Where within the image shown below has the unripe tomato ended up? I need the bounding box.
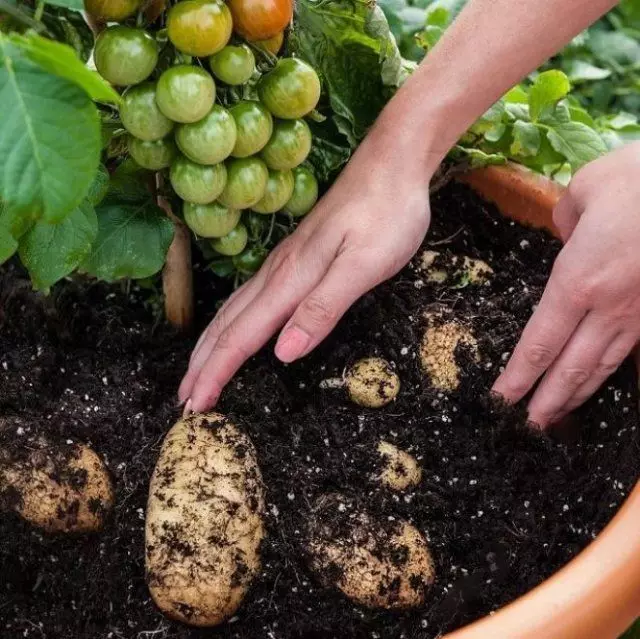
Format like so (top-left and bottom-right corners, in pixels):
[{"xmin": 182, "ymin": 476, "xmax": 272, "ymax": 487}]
[
  {"xmin": 209, "ymin": 45, "xmax": 255, "ymax": 86},
  {"xmin": 156, "ymin": 65, "xmax": 216, "ymax": 124},
  {"xmin": 228, "ymin": 0, "xmax": 292, "ymax": 41},
  {"xmin": 211, "ymin": 222, "xmax": 248, "ymax": 255},
  {"xmin": 254, "ymin": 31, "xmax": 284, "ymax": 56},
  {"xmin": 170, "ymin": 156, "xmax": 227, "ymax": 204},
  {"xmin": 183, "ymin": 201, "xmax": 240, "ymax": 238},
  {"xmin": 120, "ymin": 83, "xmax": 174, "ymax": 142},
  {"xmin": 167, "ymin": 0, "xmax": 232, "ymax": 57},
  {"xmin": 175, "ymin": 105, "xmax": 237, "ymax": 165},
  {"xmin": 219, "ymin": 157, "xmax": 269, "ymax": 209},
  {"xmin": 261, "ymin": 119, "xmax": 312, "ymax": 170},
  {"xmin": 94, "ymin": 26, "xmax": 158, "ymax": 87},
  {"xmin": 258, "ymin": 58, "xmax": 321, "ymax": 119},
  {"xmin": 84, "ymin": 0, "xmax": 141, "ymax": 22},
  {"xmin": 229, "ymin": 101, "xmax": 273, "ymax": 158},
  {"xmin": 252, "ymin": 169, "xmax": 294, "ymax": 214},
  {"xmin": 128, "ymin": 136, "xmax": 177, "ymax": 170},
  {"xmin": 284, "ymin": 166, "xmax": 318, "ymax": 217},
  {"xmin": 233, "ymin": 245, "xmax": 268, "ymax": 274}
]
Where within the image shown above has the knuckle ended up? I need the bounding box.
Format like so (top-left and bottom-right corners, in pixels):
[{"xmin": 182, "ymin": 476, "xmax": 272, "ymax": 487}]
[
  {"xmin": 269, "ymin": 248, "xmax": 298, "ymax": 282},
  {"xmin": 523, "ymin": 343, "xmax": 555, "ymax": 370},
  {"xmin": 215, "ymin": 327, "xmax": 251, "ymax": 360},
  {"xmin": 595, "ymin": 360, "xmax": 619, "ymax": 379},
  {"xmin": 299, "ymin": 295, "xmax": 338, "ymax": 327},
  {"xmin": 559, "ymin": 367, "xmax": 590, "ymax": 389}
]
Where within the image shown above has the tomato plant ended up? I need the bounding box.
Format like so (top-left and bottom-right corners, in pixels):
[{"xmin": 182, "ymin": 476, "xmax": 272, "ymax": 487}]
[
  {"xmin": 184, "ymin": 201, "xmax": 241, "ymax": 237},
  {"xmin": 212, "ymin": 222, "xmax": 248, "ymax": 255},
  {"xmin": 156, "ymin": 65, "xmax": 216, "ymax": 124},
  {"xmin": 167, "ymin": 0, "xmax": 233, "ymax": 57},
  {"xmin": 209, "ymin": 44, "xmax": 255, "ymax": 85},
  {"xmin": 84, "ymin": 0, "xmax": 142, "ymax": 22},
  {"xmin": 170, "ymin": 156, "xmax": 227, "ymax": 204},
  {"xmin": 228, "ymin": 0, "xmax": 292, "ymax": 41},
  {"xmin": 176, "ymin": 105, "xmax": 237, "ymax": 165},
  {"xmin": 229, "ymin": 100, "xmax": 273, "ymax": 158},
  {"xmin": 129, "ymin": 136, "xmax": 177, "ymax": 170},
  {"xmin": 120, "ymin": 83, "xmax": 174, "ymax": 141},
  {"xmin": 233, "ymin": 245, "xmax": 268, "ymax": 274},
  {"xmin": 284, "ymin": 166, "xmax": 318, "ymax": 217},
  {"xmin": 261, "ymin": 119, "xmax": 312, "ymax": 170},
  {"xmin": 219, "ymin": 157, "xmax": 269, "ymax": 209},
  {"xmin": 252, "ymin": 169, "xmax": 294, "ymax": 213}
]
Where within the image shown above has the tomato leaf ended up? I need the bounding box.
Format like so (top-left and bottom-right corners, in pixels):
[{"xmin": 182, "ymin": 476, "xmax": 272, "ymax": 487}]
[
  {"xmin": 19, "ymin": 199, "xmax": 98, "ymax": 291},
  {"xmin": 81, "ymin": 201, "xmax": 174, "ymax": 281},
  {"xmin": 529, "ymin": 70, "xmax": 571, "ymax": 122},
  {"xmin": 0, "ymin": 201, "xmax": 18, "ymax": 264},
  {"xmin": 546, "ymin": 121, "xmax": 608, "ymax": 170},
  {"xmin": 88, "ymin": 164, "xmax": 110, "ymax": 207},
  {"xmin": 42, "ymin": 0, "xmax": 84, "ymax": 11},
  {"xmin": 510, "ymin": 121, "xmax": 542, "ymax": 157},
  {"xmin": 42, "ymin": 6, "xmax": 95, "ymax": 63},
  {"xmin": 0, "ymin": 36, "xmax": 101, "ymax": 223}
]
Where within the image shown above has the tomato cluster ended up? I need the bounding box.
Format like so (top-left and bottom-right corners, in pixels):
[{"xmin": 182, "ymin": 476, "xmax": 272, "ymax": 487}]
[{"xmin": 89, "ymin": 0, "xmax": 320, "ymax": 276}]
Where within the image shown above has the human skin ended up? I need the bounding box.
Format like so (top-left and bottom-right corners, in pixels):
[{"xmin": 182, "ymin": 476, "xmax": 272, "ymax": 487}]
[{"xmin": 179, "ymin": 0, "xmax": 626, "ymax": 423}]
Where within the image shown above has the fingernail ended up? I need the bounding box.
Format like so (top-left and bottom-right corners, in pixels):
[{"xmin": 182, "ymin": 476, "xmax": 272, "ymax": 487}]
[
  {"xmin": 176, "ymin": 397, "xmax": 186, "ymax": 408},
  {"xmin": 275, "ymin": 326, "xmax": 311, "ymax": 363},
  {"xmin": 182, "ymin": 398, "xmax": 193, "ymax": 418}
]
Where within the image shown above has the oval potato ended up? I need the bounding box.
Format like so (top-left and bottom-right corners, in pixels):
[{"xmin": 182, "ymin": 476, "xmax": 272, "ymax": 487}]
[
  {"xmin": 305, "ymin": 494, "xmax": 435, "ymax": 609},
  {"xmin": 145, "ymin": 413, "xmax": 265, "ymax": 627},
  {"xmin": 376, "ymin": 441, "xmax": 422, "ymax": 492},
  {"xmin": 345, "ymin": 358, "xmax": 400, "ymax": 409}
]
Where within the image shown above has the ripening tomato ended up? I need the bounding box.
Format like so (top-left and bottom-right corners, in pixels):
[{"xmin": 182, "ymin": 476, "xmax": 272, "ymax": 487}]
[
  {"xmin": 252, "ymin": 169, "xmax": 294, "ymax": 214},
  {"xmin": 261, "ymin": 119, "xmax": 312, "ymax": 170},
  {"xmin": 128, "ymin": 136, "xmax": 177, "ymax": 170},
  {"xmin": 209, "ymin": 45, "xmax": 255, "ymax": 86},
  {"xmin": 183, "ymin": 201, "xmax": 241, "ymax": 238},
  {"xmin": 167, "ymin": 0, "xmax": 232, "ymax": 57},
  {"xmin": 211, "ymin": 222, "xmax": 248, "ymax": 255},
  {"xmin": 84, "ymin": 0, "xmax": 141, "ymax": 22},
  {"xmin": 156, "ymin": 65, "xmax": 216, "ymax": 124},
  {"xmin": 94, "ymin": 26, "xmax": 158, "ymax": 87},
  {"xmin": 284, "ymin": 166, "xmax": 318, "ymax": 217},
  {"xmin": 253, "ymin": 31, "xmax": 284, "ymax": 56},
  {"xmin": 175, "ymin": 105, "xmax": 237, "ymax": 166},
  {"xmin": 233, "ymin": 245, "xmax": 268, "ymax": 274},
  {"xmin": 120, "ymin": 83, "xmax": 174, "ymax": 142},
  {"xmin": 258, "ymin": 58, "xmax": 321, "ymax": 119},
  {"xmin": 229, "ymin": 101, "xmax": 273, "ymax": 158},
  {"xmin": 219, "ymin": 157, "xmax": 269, "ymax": 209},
  {"xmin": 228, "ymin": 0, "xmax": 292, "ymax": 41},
  {"xmin": 170, "ymin": 156, "xmax": 227, "ymax": 204}
]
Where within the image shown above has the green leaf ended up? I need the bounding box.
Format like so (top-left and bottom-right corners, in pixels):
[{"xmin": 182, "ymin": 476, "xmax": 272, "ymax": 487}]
[
  {"xmin": 504, "ymin": 85, "xmax": 529, "ymax": 104},
  {"xmin": 510, "ymin": 121, "xmax": 541, "ymax": 157},
  {"xmin": 105, "ymin": 159, "xmax": 153, "ymax": 204},
  {"xmin": 81, "ymin": 201, "xmax": 174, "ymax": 281},
  {"xmin": 19, "ymin": 199, "xmax": 97, "ymax": 291},
  {"xmin": 568, "ymin": 105, "xmax": 596, "ymax": 128},
  {"xmin": 589, "ymin": 30, "xmax": 640, "ymax": 65},
  {"xmin": 88, "ymin": 164, "xmax": 110, "ymax": 207},
  {"xmin": 43, "ymin": 0, "xmax": 83, "ymax": 10},
  {"xmin": 604, "ymin": 112, "xmax": 639, "ymax": 129},
  {"xmin": 9, "ymin": 33, "xmax": 120, "ymax": 104},
  {"xmin": 529, "ymin": 70, "xmax": 571, "ymax": 121},
  {"xmin": 41, "ymin": 6, "xmax": 95, "ymax": 63},
  {"xmin": 0, "ymin": 36, "xmax": 101, "ymax": 223},
  {"xmin": 0, "ymin": 201, "xmax": 18, "ymax": 264},
  {"xmin": 453, "ymin": 146, "xmax": 507, "ymax": 169},
  {"xmin": 546, "ymin": 121, "xmax": 608, "ymax": 170},
  {"xmin": 565, "ymin": 60, "xmax": 612, "ymax": 82}
]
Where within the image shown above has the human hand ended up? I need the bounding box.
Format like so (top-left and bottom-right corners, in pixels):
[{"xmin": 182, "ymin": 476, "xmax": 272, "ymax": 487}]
[
  {"xmin": 492, "ymin": 142, "xmax": 640, "ymax": 427},
  {"xmin": 178, "ymin": 128, "xmax": 437, "ymax": 413}
]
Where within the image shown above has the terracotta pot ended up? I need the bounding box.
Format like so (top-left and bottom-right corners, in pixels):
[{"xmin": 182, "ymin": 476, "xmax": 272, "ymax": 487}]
[{"xmin": 443, "ymin": 162, "xmax": 640, "ymax": 639}]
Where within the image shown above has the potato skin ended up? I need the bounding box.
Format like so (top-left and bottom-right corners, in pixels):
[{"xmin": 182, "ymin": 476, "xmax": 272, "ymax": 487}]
[
  {"xmin": 376, "ymin": 441, "xmax": 422, "ymax": 492},
  {"xmin": 145, "ymin": 413, "xmax": 265, "ymax": 627},
  {"xmin": 305, "ymin": 494, "xmax": 435, "ymax": 609},
  {"xmin": 0, "ymin": 439, "xmax": 114, "ymax": 534},
  {"xmin": 345, "ymin": 358, "xmax": 400, "ymax": 409}
]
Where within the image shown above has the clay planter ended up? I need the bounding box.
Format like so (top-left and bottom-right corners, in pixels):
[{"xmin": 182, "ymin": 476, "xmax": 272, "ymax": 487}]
[{"xmin": 444, "ymin": 162, "xmax": 640, "ymax": 639}]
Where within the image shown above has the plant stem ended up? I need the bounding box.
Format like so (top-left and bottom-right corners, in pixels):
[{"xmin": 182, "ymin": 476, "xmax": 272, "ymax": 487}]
[
  {"xmin": 33, "ymin": 0, "xmax": 45, "ymax": 23},
  {"xmin": 0, "ymin": 0, "xmax": 46, "ymax": 32}
]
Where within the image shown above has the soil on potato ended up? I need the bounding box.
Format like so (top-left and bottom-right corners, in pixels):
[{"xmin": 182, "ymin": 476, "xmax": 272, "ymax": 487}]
[{"xmin": 1, "ymin": 182, "xmax": 638, "ymax": 639}]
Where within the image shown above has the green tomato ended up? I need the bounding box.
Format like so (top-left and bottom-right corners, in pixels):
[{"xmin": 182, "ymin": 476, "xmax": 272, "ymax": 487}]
[
  {"xmin": 129, "ymin": 136, "xmax": 177, "ymax": 170},
  {"xmin": 229, "ymin": 101, "xmax": 273, "ymax": 158},
  {"xmin": 183, "ymin": 201, "xmax": 240, "ymax": 238},
  {"xmin": 175, "ymin": 105, "xmax": 237, "ymax": 165},
  {"xmin": 209, "ymin": 45, "xmax": 255, "ymax": 86},
  {"xmin": 261, "ymin": 119, "xmax": 312, "ymax": 170},
  {"xmin": 84, "ymin": 0, "xmax": 141, "ymax": 22},
  {"xmin": 94, "ymin": 26, "xmax": 158, "ymax": 87},
  {"xmin": 211, "ymin": 222, "xmax": 248, "ymax": 255},
  {"xmin": 156, "ymin": 65, "xmax": 216, "ymax": 124},
  {"xmin": 252, "ymin": 169, "xmax": 294, "ymax": 214},
  {"xmin": 167, "ymin": 0, "xmax": 232, "ymax": 57},
  {"xmin": 258, "ymin": 58, "xmax": 321, "ymax": 119},
  {"xmin": 233, "ymin": 245, "xmax": 268, "ymax": 274},
  {"xmin": 170, "ymin": 156, "xmax": 227, "ymax": 204},
  {"xmin": 120, "ymin": 83, "xmax": 174, "ymax": 142},
  {"xmin": 284, "ymin": 166, "xmax": 318, "ymax": 217},
  {"xmin": 219, "ymin": 157, "xmax": 269, "ymax": 209}
]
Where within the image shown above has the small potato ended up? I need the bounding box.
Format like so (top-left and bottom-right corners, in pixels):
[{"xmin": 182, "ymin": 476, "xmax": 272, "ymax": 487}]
[
  {"xmin": 146, "ymin": 413, "xmax": 265, "ymax": 627},
  {"xmin": 345, "ymin": 358, "xmax": 400, "ymax": 409},
  {"xmin": 460, "ymin": 256, "xmax": 493, "ymax": 285},
  {"xmin": 305, "ymin": 494, "xmax": 435, "ymax": 609},
  {"xmin": 416, "ymin": 251, "xmax": 493, "ymax": 286},
  {"xmin": 0, "ymin": 438, "xmax": 114, "ymax": 534},
  {"xmin": 376, "ymin": 441, "xmax": 422, "ymax": 492}
]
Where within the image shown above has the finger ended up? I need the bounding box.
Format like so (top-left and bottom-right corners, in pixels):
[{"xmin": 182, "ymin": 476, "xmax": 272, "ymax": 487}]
[
  {"xmin": 492, "ymin": 267, "xmax": 587, "ymax": 405},
  {"xmin": 526, "ymin": 312, "xmax": 619, "ymax": 427},
  {"xmin": 274, "ymin": 252, "xmax": 381, "ymax": 363},
  {"xmin": 552, "ymin": 191, "xmax": 580, "ymax": 244}
]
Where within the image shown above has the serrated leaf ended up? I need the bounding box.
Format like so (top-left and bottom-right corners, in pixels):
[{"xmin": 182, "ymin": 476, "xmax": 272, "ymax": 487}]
[
  {"xmin": 529, "ymin": 70, "xmax": 571, "ymax": 122},
  {"xmin": 546, "ymin": 121, "xmax": 608, "ymax": 170},
  {"xmin": 0, "ymin": 36, "xmax": 101, "ymax": 223},
  {"xmin": 81, "ymin": 201, "xmax": 174, "ymax": 281},
  {"xmin": 19, "ymin": 199, "xmax": 97, "ymax": 291},
  {"xmin": 9, "ymin": 33, "xmax": 120, "ymax": 104},
  {"xmin": 510, "ymin": 121, "xmax": 541, "ymax": 157}
]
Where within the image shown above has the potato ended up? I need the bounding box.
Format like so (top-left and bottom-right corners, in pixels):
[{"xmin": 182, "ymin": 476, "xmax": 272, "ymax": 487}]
[
  {"xmin": 376, "ymin": 441, "xmax": 422, "ymax": 491},
  {"xmin": 417, "ymin": 251, "xmax": 493, "ymax": 286},
  {"xmin": 305, "ymin": 494, "xmax": 435, "ymax": 609},
  {"xmin": 0, "ymin": 437, "xmax": 114, "ymax": 533},
  {"xmin": 145, "ymin": 413, "xmax": 265, "ymax": 627},
  {"xmin": 345, "ymin": 358, "xmax": 400, "ymax": 408}
]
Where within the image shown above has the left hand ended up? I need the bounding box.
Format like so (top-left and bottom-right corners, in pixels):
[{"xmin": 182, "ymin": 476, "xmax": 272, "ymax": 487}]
[{"xmin": 492, "ymin": 142, "xmax": 640, "ymax": 427}]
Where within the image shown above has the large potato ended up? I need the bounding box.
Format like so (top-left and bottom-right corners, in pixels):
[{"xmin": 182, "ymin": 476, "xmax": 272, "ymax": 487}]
[
  {"xmin": 345, "ymin": 357, "xmax": 400, "ymax": 409},
  {"xmin": 145, "ymin": 413, "xmax": 265, "ymax": 627},
  {"xmin": 0, "ymin": 436, "xmax": 114, "ymax": 533},
  {"xmin": 305, "ymin": 494, "xmax": 435, "ymax": 609}
]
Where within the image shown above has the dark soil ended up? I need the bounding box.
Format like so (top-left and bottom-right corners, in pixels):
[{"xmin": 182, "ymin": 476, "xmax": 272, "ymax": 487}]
[{"xmin": 1, "ymin": 182, "xmax": 638, "ymax": 639}]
